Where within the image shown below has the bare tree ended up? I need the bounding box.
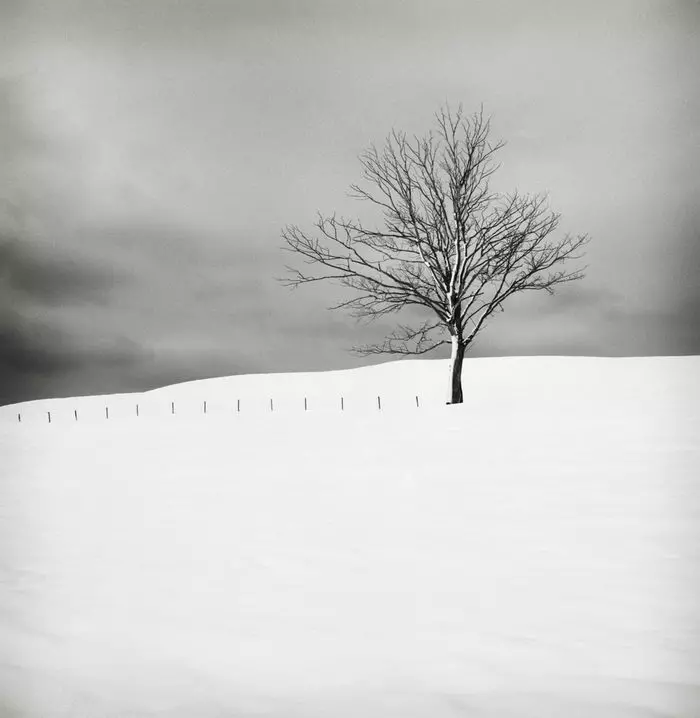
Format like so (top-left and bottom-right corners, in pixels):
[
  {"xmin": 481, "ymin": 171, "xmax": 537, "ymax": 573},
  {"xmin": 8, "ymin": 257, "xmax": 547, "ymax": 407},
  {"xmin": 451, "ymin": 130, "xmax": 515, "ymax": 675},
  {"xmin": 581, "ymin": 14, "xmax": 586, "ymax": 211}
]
[{"xmin": 282, "ymin": 105, "xmax": 588, "ymax": 404}]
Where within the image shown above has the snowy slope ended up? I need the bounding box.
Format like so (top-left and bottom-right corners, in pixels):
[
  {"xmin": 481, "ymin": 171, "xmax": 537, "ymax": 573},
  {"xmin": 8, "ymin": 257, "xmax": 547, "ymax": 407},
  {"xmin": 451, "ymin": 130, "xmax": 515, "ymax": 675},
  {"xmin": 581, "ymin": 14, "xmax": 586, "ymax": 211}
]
[{"xmin": 1, "ymin": 357, "xmax": 699, "ymax": 718}]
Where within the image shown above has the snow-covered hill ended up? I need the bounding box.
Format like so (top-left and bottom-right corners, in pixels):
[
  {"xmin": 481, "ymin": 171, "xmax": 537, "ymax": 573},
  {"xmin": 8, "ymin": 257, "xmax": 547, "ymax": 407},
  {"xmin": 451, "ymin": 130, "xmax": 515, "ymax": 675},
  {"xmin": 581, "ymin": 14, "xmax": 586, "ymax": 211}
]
[{"xmin": 1, "ymin": 357, "xmax": 699, "ymax": 717}]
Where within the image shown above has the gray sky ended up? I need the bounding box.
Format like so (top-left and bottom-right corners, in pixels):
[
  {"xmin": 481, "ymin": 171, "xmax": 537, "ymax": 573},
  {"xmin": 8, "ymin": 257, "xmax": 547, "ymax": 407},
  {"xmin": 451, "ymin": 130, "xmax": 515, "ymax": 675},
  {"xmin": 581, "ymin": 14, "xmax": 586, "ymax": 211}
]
[{"xmin": 1, "ymin": 0, "xmax": 699, "ymax": 404}]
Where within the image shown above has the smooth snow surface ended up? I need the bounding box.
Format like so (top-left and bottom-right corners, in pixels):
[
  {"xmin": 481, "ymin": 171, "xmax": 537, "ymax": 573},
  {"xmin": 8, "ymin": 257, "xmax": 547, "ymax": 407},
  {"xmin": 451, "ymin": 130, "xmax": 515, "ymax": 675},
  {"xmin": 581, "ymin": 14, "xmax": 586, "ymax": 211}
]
[{"xmin": 1, "ymin": 357, "xmax": 699, "ymax": 717}]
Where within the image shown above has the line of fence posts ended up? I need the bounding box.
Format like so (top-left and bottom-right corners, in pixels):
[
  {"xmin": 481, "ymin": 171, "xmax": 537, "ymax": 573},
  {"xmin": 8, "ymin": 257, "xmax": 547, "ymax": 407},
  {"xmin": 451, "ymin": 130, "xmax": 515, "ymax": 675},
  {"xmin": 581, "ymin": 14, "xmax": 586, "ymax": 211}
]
[{"xmin": 19, "ymin": 393, "xmax": 424, "ymax": 425}]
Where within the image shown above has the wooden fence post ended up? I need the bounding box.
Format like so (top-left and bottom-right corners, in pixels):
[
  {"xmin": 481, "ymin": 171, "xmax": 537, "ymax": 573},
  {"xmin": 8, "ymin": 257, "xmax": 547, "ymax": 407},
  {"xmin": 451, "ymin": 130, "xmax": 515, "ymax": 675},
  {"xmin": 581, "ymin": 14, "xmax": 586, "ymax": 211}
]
[
  {"xmin": 171, "ymin": 401, "xmax": 175, "ymax": 415},
  {"xmin": 47, "ymin": 411, "xmax": 51, "ymax": 424},
  {"xmin": 136, "ymin": 403, "xmax": 139, "ymax": 417},
  {"xmin": 203, "ymin": 400, "xmax": 207, "ymax": 414},
  {"xmin": 377, "ymin": 395, "xmax": 381, "ymax": 410},
  {"xmin": 74, "ymin": 409, "xmax": 78, "ymax": 421},
  {"xmin": 237, "ymin": 399, "xmax": 240, "ymax": 413},
  {"xmin": 304, "ymin": 397, "xmax": 307, "ymax": 411},
  {"xmin": 105, "ymin": 406, "xmax": 109, "ymax": 419},
  {"xmin": 341, "ymin": 396, "xmax": 344, "ymax": 411},
  {"xmin": 415, "ymin": 395, "xmax": 420, "ymax": 408},
  {"xmin": 270, "ymin": 398, "xmax": 274, "ymax": 412}
]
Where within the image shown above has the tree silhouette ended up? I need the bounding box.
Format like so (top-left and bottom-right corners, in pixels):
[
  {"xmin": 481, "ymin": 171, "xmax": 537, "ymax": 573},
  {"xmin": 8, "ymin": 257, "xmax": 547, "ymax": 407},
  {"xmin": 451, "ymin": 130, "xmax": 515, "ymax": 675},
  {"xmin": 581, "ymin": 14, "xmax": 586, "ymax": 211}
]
[{"xmin": 282, "ymin": 105, "xmax": 588, "ymax": 403}]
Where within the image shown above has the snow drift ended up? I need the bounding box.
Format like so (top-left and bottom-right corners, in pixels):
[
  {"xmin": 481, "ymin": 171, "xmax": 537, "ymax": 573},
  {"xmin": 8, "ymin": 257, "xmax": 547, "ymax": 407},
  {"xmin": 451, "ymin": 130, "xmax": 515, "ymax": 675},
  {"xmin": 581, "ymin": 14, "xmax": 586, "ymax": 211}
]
[{"xmin": 1, "ymin": 356, "xmax": 699, "ymax": 717}]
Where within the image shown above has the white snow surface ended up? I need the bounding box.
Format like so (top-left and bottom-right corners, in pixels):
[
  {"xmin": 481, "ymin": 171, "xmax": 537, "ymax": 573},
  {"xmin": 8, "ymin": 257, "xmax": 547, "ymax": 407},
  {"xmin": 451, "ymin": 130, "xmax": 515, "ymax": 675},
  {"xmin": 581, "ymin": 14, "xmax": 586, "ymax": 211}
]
[{"xmin": 1, "ymin": 356, "xmax": 699, "ymax": 717}]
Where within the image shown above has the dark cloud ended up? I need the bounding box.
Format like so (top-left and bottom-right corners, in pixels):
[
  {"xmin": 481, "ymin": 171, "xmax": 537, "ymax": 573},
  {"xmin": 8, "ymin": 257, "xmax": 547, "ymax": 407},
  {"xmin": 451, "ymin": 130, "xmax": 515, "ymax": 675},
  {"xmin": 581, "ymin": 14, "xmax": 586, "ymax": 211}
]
[
  {"xmin": 0, "ymin": 236, "xmax": 117, "ymax": 305},
  {"xmin": 0, "ymin": 218, "xmax": 258, "ymax": 405},
  {"xmin": 0, "ymin": 319, "xmax": 148, "ymax": 406},
  {"xmin": 0, "ymin": 221, "xmax": 140, "ymax": 406}
]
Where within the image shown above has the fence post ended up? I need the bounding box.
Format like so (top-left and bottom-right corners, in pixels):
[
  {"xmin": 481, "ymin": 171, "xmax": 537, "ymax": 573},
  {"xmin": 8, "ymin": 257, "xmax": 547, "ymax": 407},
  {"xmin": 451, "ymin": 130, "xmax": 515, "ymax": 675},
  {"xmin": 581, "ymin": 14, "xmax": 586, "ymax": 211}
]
[
  {"xmin": 203, "ymin": 400, "xmax": 207, "ymax": 414},
  {"xmin": 171, "ymin": 401, "xmax": 175, "ymax": 415},
  {"xmin": 105, "ymin": 406, "xmax": 109, "ymax": 420},
  {"xmin": 47, "ymin": 411, "xmax": 51, "ymax": 424},
  {"xmin": 340, "ymin": 396, "xmax": 344, "ymax": 411},
  {"xmin": 237, "ymin": 399, "xmax": 240, "ymax": 413},
  {"xmin": 17, "ymin": 413, "xmax": 21, "ymax": 423},
  {"xmin": 136, "ymin": 403, "xmax": 139, "ymax": 417},
  {"xmin": 74, "ymin": 409, "xmax": 78, "ymax": 421},
  {"xmin": 304, "ymin": 397, "xmax": 307, "ymax": 411},
  {"xmin": 270, "ymin": 398, "xmax": 274, "ymax": 412},
  {"xmin": 377, "ymin": 395, "xmax": 381, "ymax": 410},
  {"xmin": 415, "ymin": 395, "xmax": 420, "ymax": 408}
]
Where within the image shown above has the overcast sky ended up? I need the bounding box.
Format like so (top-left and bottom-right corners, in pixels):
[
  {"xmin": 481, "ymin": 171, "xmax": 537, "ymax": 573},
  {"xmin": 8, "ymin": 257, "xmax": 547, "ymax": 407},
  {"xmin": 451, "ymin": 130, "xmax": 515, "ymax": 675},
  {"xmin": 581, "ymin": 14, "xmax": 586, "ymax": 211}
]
[{"xmin": 1, "ymin": 0, "xmax": 698, "ymax": 404}]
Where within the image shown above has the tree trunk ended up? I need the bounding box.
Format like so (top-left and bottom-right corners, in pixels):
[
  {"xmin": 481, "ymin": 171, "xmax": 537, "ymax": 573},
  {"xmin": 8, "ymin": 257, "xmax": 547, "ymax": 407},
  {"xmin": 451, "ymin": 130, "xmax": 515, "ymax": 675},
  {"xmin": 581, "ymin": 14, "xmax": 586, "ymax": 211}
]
[{"xmin": 447, "ymin": 334, "xmax": 465, "ymax": 404}]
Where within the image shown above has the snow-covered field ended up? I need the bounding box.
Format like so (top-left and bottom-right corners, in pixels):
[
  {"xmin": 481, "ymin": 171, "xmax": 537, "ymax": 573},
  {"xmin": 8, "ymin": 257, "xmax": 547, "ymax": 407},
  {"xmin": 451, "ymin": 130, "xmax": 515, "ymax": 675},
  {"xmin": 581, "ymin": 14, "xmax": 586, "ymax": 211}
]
[{"xmin": 1, "ymin": 356, "xmax": 699, "ymax": 718}]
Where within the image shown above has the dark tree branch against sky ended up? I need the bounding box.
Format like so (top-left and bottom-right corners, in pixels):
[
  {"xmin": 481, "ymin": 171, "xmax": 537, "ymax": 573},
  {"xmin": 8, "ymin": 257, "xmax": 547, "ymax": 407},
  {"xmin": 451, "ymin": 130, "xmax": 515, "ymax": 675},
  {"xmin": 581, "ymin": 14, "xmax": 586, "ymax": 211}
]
[
  {"xmin": 282, "ymin": 106, "xmax": 588, "ymax": 403},
  {"xmin": 1, "ymin": 0, "xmax": 699, "ymax": 405}
]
